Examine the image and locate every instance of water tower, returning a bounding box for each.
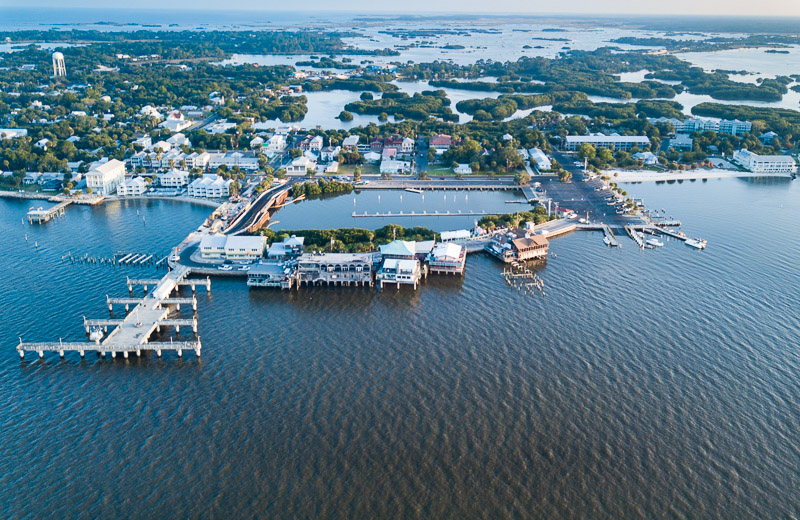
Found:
[52,52,66,77]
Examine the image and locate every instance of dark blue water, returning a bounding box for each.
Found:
[1,178,799,518]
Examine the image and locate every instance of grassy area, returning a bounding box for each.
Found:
[338,163,380,176]
[0,184,42,193]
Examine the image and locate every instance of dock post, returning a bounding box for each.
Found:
[175,325,180,335]
[125,304,130,313]
[59,350,64,358]
[191,284,196,294]
[156,349,162,357]
[176,304,180,312]
[177,348,182,358]
[156,325,161,333]
[123,351,128,359]
[206,277,211,293]
[143,285,148,294]
[136,349,141,357]
[18,350,24,360]
[192,298,197,311]
[111,351,116,359]
[38,350,43,359]
[100,351,106,358]
[79,350,84,358]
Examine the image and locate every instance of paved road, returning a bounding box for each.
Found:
[225,180,297,235]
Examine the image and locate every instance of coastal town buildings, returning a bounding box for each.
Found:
[529,147,552,170]
[116,176,148,196]
[485,229,549,263]
[86,159,126,195]
[187,174,233,198]
[732,149,797,174]
[296,253,374,286]
[377,259,422,289]
[428,243,466,275]
[564,134,650,152]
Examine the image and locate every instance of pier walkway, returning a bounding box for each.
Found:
[17,265,209,360]
[27,201,70,224]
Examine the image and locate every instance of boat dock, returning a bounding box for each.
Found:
[601,224,619,247]
[353,210,489,218]
[625,225,645,248]
[27,201,70,224]
[17,265,210,360]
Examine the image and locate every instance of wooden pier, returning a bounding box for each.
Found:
[17,265,210,360]
[601,224,620,247]
[27,201,70,224]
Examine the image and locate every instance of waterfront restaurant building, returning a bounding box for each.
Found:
[564,134,650,152]
[428,243,466,275]
[296,253,374,287]
[485,229,549,263]
[377,258,422,289]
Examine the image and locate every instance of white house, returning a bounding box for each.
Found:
[86,159,126,195]
[153,140,172,153]
[528,147,552,170]
[363,151,381,163]
[401,137,415,154]
[167,132,191,148]
[116,176,149,196]
[157,169,190,188]
[35,138,49,150]
[199,234,227,258]
[320,146,341,162]
[287,156,317,175]
[732,149,797,175]
[139,105,163,120]
[250,136,265,149]
[187,174,233,198]
[159,111,192,132]
[377,258,422,289]
[633,151,659,166]
[134,135,153,150]
[342,135,360,150]
[205,119,236,134]
[267,134,287,152]
[454,163,472,175]
[224,235,266,260]
[379,159,411,175]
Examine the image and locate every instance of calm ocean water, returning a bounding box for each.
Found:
[1,178,799,518]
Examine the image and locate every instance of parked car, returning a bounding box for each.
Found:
[218,265,233,271]
[238,266,251,271]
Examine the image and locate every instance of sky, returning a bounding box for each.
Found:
[2,1,800,16]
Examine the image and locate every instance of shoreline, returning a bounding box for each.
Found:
[607,168,792,183]
[0,190,223,209]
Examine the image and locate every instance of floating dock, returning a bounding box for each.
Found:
[17,265,210,360]
[601,224,619,247]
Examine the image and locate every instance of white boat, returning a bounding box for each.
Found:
[685,238,707,250]
[646,238,664,247]
[89,326,103,342]
[603,236,611,246]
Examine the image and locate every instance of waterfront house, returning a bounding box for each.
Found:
[267,235,305,260]
[157,169,190,188]
[86,159,126,195]
[633,152,659,166]
[187,174,233,198]
[296,253,374,286]
[116,176,148,196]
[428,243,466,275]
[377,259,422,289]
